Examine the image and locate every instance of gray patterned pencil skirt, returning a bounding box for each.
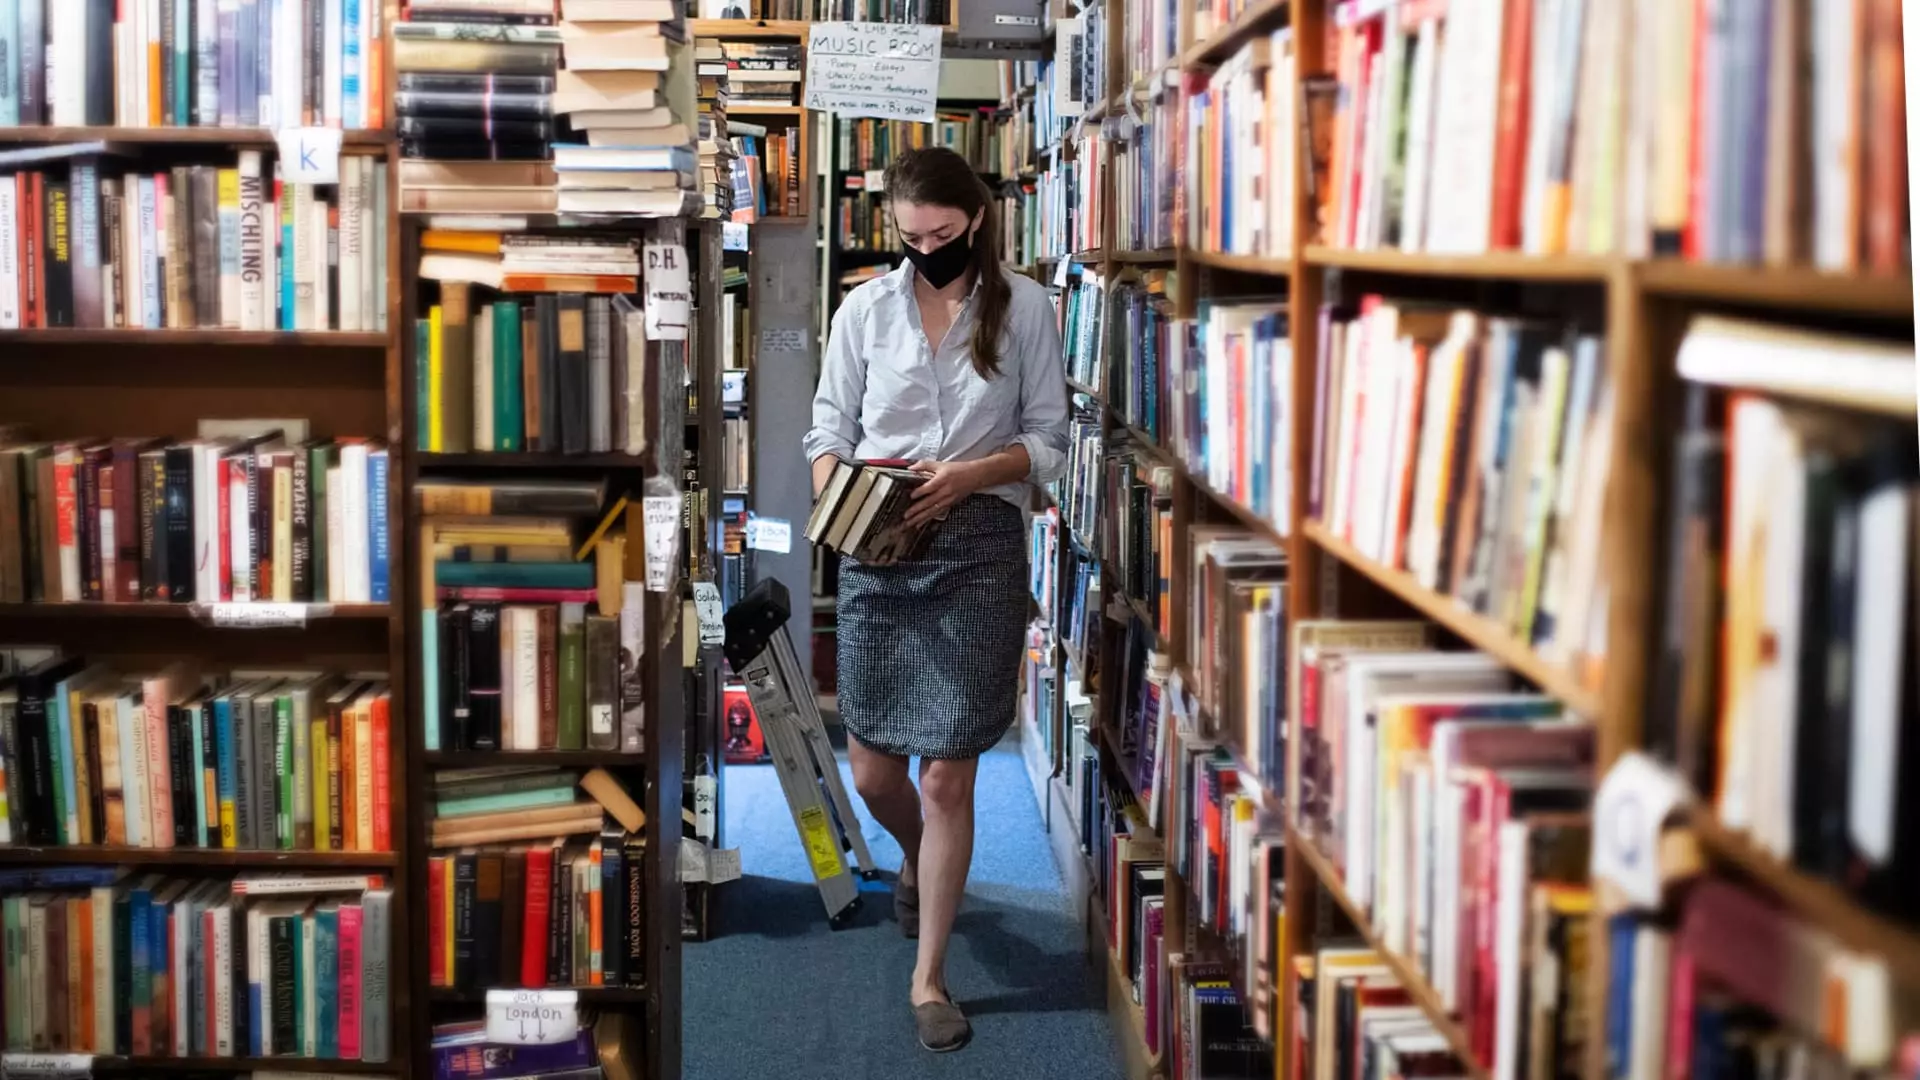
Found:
[834,493,1029,761]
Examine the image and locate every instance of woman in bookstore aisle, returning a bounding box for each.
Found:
[803,146,1069,1054]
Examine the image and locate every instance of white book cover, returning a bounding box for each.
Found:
[120,693,149,847]
[211,903,235,1056]
[245,906,268,1053]
[293,182,315,330]
[474,304,494,448]
[1849,484,1911,868]
[326,464,344,599]
[363,162,381,331]
[0,176,18,328]
[323,0,343,126]
[173,893,194,1056]
[339,154,362,332]
[1491,820,1530,1080]
[1399,15,1440,253]
[311,191,330,331]
[195,443,221,602]
[514,609,540,749]
[301,912,319,1055]
[339,444,369,601]
[1425,0,1504,253]
[239,150,267,331]
[229,456,252,602]
[138,175,160,329]
[91,884,115,1049]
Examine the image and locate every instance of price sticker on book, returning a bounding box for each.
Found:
[484,989,580,1046]
[200,602,310,628]
[274,127,343,185]
[1,1053,94,1079]
[1591,751,1692,910]
[692,582,725,646]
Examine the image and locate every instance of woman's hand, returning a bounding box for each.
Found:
[903,459,986,527]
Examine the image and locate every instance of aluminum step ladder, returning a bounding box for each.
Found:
[723,577,878,927]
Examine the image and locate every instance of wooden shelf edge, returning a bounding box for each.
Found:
[0,328,389,346]
[689,17,811,37]
[1687,811,1920,983]
[1304,245,1616,283]
[1183,247,1294,276]
[0,601,392,621]
[415,452,651,470]
[427,986,649,1003]
[1291,829,1490,1080]
[1181,470,1288,549]
[84,1055,396,1073]
[0,126,394,146]
[1110,248,1177,265]
[1066,376,1103,400]
[1300,521,1605,717]
[1635,259,1915,318]
[0,845,397,867]
[1181,0,1291,69]
[424,750,648,768]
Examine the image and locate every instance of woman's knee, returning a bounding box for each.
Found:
[851,748,911,803]
[918,759,977,818]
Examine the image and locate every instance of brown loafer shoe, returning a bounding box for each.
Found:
[894,879,919,939]
[913,1000,971,1052]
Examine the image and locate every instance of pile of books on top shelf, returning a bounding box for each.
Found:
[394,0,562,163]
[419,229,643,294]
[426,768,648,989]
[0,870,394,1061]
[718,41,803,107]
[694,50,739,221]
[419,479,652,754]
[0,426,392,606]
[552,0,702,218]
[0,657,394,853]
[434,1014,643,1078]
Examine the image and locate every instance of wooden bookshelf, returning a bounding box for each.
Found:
[415,451,653,471]
[688,16,810,37]
[1182,247,1292,276]
[0,328,391,346]
[90,1056,400,1074]
[0,846,399,868]
[0,126,395,146]
[423,750,650,769]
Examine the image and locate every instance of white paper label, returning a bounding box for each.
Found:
[484,990,579,1046]
[641,493,681,593]
[863,168,886,191]
[804,22,944,122]
[1591,751,1692,910]
[722,220,750,250]
[759,327,808,355]
[274,127,343,185]
[203,602,309,628]
[589,703,614,737]
[745,516,792,554]
[642,239,691,341]
[692,581,725,646]
[693,773,718,840]
[1052,257,1070,288]
[1,1053,93,1079]
[677,840,742,884]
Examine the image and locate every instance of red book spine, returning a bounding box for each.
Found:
[24,172,41,329]
[428,855,448,987]
[1683,0,1709,260]
[1664,948,1697,1080]
[115,444,142,601]
[217,455,232,601]
[370,692,391,852]
[337,903,363,1059]
[522,845,554,987]
[1488,0,1535,249]
[1470,777,1509,1066]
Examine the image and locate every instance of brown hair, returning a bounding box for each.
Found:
[883,145,1009,379]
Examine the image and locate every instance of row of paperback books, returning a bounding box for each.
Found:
[830,188,895,253]
[417,478,648,755]
[1111,87,1177,254]
[0,150,390,333]
[0,0,386,130]
[1654,316,1919,922]
[1163,300,1292,540]
[725,122,802,222]
[0,430,392,606]
[1309,295,1614,689]
[700,40,798,108]
[1307,0,1909,271]
[0,867,393,1061]
[0,658,393,853]
[1182,29,1295,259]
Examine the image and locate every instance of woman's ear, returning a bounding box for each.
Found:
[970,208,985,240]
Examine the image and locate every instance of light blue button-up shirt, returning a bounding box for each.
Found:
[803,261,1071,509]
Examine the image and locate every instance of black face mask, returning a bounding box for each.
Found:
[902,229,973,289]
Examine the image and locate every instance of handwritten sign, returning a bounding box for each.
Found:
[722,220,750,250]
[641,493,682,592]
[642,239,691,341]
[1,1054,94,1079]
[693,773,718,840]
[804,22,943,122]
[200,602,310,628]
[484,990,579,1046]
[1591,751,1691,910]
[760,327,807,355]
[692,581,725,646]
[678,840,742,884]
[274,127,343,185]
[746,516,792,554]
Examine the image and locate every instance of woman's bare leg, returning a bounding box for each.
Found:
[848,737,924,887]
[911,756,978,1005]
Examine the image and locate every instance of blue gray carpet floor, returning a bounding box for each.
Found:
[682,734,1125,1080]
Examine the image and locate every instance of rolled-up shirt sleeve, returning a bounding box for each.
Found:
[803,295,866,464]
[1011,294,1069,486]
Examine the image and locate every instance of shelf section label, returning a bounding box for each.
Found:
[484,989,581,1046]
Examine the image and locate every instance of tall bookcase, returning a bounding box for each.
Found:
[1007,1,1918,1078]
[0,126,413,1077]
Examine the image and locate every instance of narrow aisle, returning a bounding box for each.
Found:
[683,734,1124,1080]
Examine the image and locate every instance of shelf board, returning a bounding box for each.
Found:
[1291,829,1490,1080]
[1066,376,1103,400]
[0,328,389,346]
[416,451,650,470]
[1688,811,1920,983]
[726,104,805,116]
[1185,247,1293,276]
[1181,0,1291,68]
[1110,248,1177,265]
[1301,520,1605,717]
[428,986,650,1004]
[1304,245,1617,283]
[87,1055,398,1074]
[1182,470,1288,549]
[0,126,393,146]
[689,17,810,37]
[0,845,397,868]
[1636,259,1915,317]
[1069,249,1104,263]
[425,750,647,768]
[0,601,391,621]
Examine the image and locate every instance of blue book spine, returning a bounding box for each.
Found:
[215,697,237,848]
[421,611,440,752]
[1604,914,1638,1079]
[129,889,152,1034]
[342,0,361,127]
[249,923,265,1056]
[0,866,123,889]
[150,899,170,1036]
[279,170,294,328]
[368,449,389,602]
[0,0,19,126]
[315,908,339,1058]
[190,705,209,846]
[188,904,206,1055]
[175,0,193,123]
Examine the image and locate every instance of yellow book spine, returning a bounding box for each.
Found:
[429,305,445,452]
[311,717,332,852]
[421,230,504,255]
[442,857,456,982]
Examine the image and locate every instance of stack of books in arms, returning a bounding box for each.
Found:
[394,0,562,163]
[0,658,393,853]
[419,478,646,755]
[0,0,383,129]
[0,869,393,1061]
[0,427,392,606]
[0,144,389,332]
[803,459,942,565]
[426,768,646,990]
[689,50,737,222]
[433,1012,643,1080]
[414,265,685,456]
[1307,294,1614,686]
[1308,0,1909,272]
[552,0,700,218]
[1287,621,1594,1077]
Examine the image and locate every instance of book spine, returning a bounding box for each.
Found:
[70,162,102,328]
[358,888,389,1062]
[44,178,71,327]
[336,903,361,1060]
[0,177,20,330]
[237,150,267,330]
[367,447,389,603]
